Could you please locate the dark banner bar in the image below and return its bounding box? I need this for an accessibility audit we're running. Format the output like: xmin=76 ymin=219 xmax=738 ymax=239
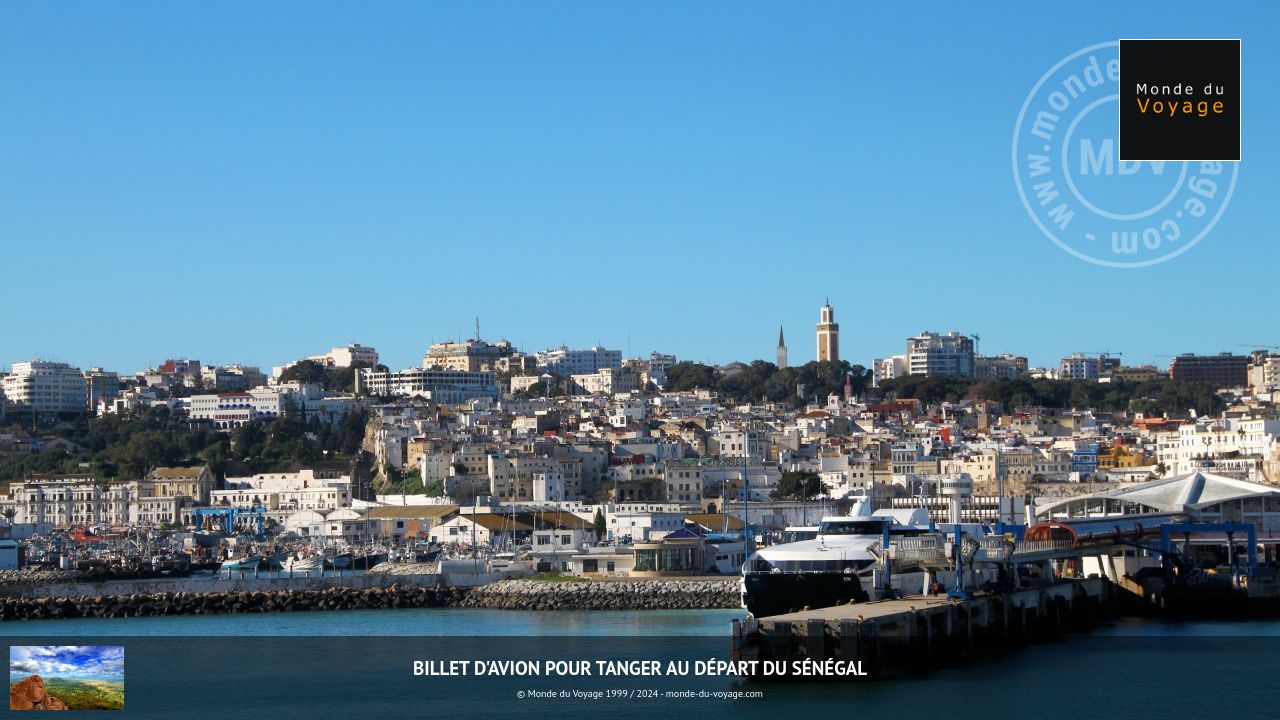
xmin=2 ymin=635 xmax=1277 ymax=719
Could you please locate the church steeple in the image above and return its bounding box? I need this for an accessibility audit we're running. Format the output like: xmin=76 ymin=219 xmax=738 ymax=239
xmin=776 ymin=325 xmax=788 ymax=370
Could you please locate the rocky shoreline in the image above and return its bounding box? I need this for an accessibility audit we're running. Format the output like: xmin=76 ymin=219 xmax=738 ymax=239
xmin=0 ymin=569 xmax=88 ymax=586
xmin=0 ymin=578 xmax=740 ymax=620
xmin=459 ymin=579 xmax=740 ymax=611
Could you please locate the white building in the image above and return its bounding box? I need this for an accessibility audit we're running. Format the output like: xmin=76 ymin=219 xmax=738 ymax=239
xmin=3 ymin=360 xmax=88 ymax=413
xmin=571 ymin=368 xmax=638 ymax=395
xmin=534 ymin=346 xmax=622 ymax=376
xmin=423 ymin=339 xmax=513 ymax=372
xmin=186 ymin=385 xmax=355 ymax=429
xmin=186 ymin=388 xmax=290 ymax=429
xmin=323 ymin=344 xmax=379 ymax=368
xmin=1249 ymin=353 xmax=1280 ymax=392
xmin=2 ymin=474 xmax=196 ymax=527
xmin=354 ymin=368 xmax=498 ymax=403
xmin=608 ymin=508 xmax=685 ymax=542
xmin=906 ymin=332 xmax=974 ymax=377
xmin=1164 ymin=417 xmax=1280 ymax=480
xmin=532 ymin=471 xmax=566 ymax=503
xmin=83 ymin=367 xmax=120 ymax=409
xmin=221 ymin=470 xmax=353 ymax=512
xmin=201 ymin=364 xmax=267 ymax=391
xmin=873 ymin=355 xmax=909 ymax=385
xmin=1058 ymin=353 xmax=1101 ymax=381
xmin=1035 ymin=471 xmax=1280 ymax=534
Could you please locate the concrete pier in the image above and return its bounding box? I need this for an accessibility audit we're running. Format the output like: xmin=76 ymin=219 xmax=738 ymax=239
xmin=731 ymin=578 xmax=1111 ymax=673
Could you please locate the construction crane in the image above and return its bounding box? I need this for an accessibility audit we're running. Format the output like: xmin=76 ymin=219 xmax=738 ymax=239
xmin=1073 ymin=350 xmax=1123 ymax=360
xmin=1237 ymin=344 xmax=1280 ymax=351
xmin=970 ymin=333 xmax=981 ymax=356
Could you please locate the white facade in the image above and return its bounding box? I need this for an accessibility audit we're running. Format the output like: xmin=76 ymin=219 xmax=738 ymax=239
xmin=186 ymin=388 xmax=288 ymax=429
xmin=187 ymin=385 xmax=354 ymax=429
xmin=1058 ymin=353 xmax=1101 ymax=381
xmin=1164 ymin=418 xmax=1280 ymax=479
xmin=3 ymin=361 xmax=88 ymax=413
xmin=355 ymin=368 xmax=498 ymax=402
xmin=906 ymin=332 xmax=974 ymax=377
xmin=2 ymin=475 xmax=193 ymax=527
xmin=1249 ymin=354 xmax=1280 ymax=392
xmin=222 ymin=470 xmax=353 ymax=511
xmin=534 ymin=346 xmax=622 ymax=376
xmin=609 ymin=509 xmax=685 ymax=542
xmin=532 ymin=471 xmax=566 ymax=503
xmin=873 ymin=355 xmax=909 ymax=385
xmin=571 ymin=368 xmax=637 ymax=395
xmin=327 ymin=344 xmax=379 ymax=368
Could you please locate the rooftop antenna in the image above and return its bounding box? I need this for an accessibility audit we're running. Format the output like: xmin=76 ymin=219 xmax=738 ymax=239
xmin=475 ymin=317 xmax=481 ymax=342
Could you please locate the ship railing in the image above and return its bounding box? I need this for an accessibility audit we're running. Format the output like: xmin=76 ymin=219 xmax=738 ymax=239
xmin=889 ymin=536 xmax=947 ymax=565
xmin=1011 ymin=539 xmax=1076 ymax=555
xmin=973 ymin=536 xmax=1018 ymax=563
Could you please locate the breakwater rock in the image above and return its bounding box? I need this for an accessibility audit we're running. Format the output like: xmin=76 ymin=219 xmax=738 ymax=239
xmin=367 ymin=562 xmax=438 ymax=575
xmin=0 ymin=577 xmax=741 ymax=620
xmin=458 ymin=579 xmax=740 ymax=611
xmin=0 ymin=569 xmax=86 ymax=585
xmin=0 ymin=584 xmax=468 ymax=620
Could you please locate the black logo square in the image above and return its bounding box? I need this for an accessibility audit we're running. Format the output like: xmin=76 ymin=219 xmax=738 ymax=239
xmin=1119 ymin=39 xmax=1240 ymax=161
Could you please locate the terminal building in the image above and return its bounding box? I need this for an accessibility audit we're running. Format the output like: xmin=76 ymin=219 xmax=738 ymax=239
xmin=1034 ymin=470 xmax=1280 ymax=535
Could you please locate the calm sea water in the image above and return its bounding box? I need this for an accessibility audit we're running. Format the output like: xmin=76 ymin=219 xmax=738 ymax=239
xmin=0 ymin=606 xmax=744 ymax=636
xmin=2 ymin=604 xmax=1278 ymax=638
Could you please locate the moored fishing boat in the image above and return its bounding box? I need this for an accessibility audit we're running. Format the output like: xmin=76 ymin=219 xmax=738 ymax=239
xmin=219 ymin=555 xmax=262 ymax=574
xmin=279 ymin=553 xmax=325 ymax=573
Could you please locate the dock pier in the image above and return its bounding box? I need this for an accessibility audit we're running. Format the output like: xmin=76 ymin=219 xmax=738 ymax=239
xmin=731 ymin=577 xmax=1112 ymax=674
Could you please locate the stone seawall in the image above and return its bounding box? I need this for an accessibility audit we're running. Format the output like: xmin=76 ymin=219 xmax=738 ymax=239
xmin=1 ymin=584 xmax=467 ymax=620
xmin=459 ymin=579 xmax=741 ymax=611
xmin=0 ymin=577 xmax=742 ymax=620
xmin=0 ymin=571 xmax=444 ymax=599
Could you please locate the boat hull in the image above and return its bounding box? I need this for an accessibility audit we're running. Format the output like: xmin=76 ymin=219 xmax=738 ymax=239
xmin=280 ymin=557 xmax=325 ymax=573
xmin=741 ymin=572 xmax=869 ymax=618
xmin=220 ymin=557 xmax=262 ymax=574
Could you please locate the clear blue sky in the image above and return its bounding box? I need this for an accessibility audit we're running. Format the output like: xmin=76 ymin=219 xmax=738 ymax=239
xmin=2 ymin=2 xmax=1275 ymax=373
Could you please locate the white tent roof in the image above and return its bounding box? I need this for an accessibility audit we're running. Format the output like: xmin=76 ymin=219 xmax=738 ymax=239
xmin=1037 ymin=471 xmax=1280 ymax=516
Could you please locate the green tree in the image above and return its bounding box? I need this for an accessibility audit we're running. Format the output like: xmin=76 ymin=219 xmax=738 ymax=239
xmin=772 ymin=471 xmax=825 ymax=500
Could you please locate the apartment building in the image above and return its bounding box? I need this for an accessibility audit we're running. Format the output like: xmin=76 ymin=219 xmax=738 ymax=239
xmin=354 ymin=368 xmax=499 ymax=402
xmin=906 ymin=332 xmax=975 ymax=377
xmin=534 ymin=346 xmax=622 ymax=376
xmin=3 ymin=360 xmax=88 ymax=413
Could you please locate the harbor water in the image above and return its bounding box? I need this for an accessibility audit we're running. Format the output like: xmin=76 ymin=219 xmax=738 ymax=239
xmin=1 ymin=608 xmax=1277 ymax=719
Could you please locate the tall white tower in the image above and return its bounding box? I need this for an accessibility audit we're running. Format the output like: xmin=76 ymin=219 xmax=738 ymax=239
xmin=776 ymin=326 xmax=788 ymax=369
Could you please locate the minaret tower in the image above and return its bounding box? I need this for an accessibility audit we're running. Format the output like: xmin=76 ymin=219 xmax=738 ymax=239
xmin=816 ymin=299 xmax=840 ymax=363
xmin=776 ymin=326 xmax=788 ymax=370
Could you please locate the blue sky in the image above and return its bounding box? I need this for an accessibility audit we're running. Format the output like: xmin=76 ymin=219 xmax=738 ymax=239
xmin=1 ymin=2 xmax=1275 ymax=373
xmin=10 ymin=646 xmax=124 ymax=681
